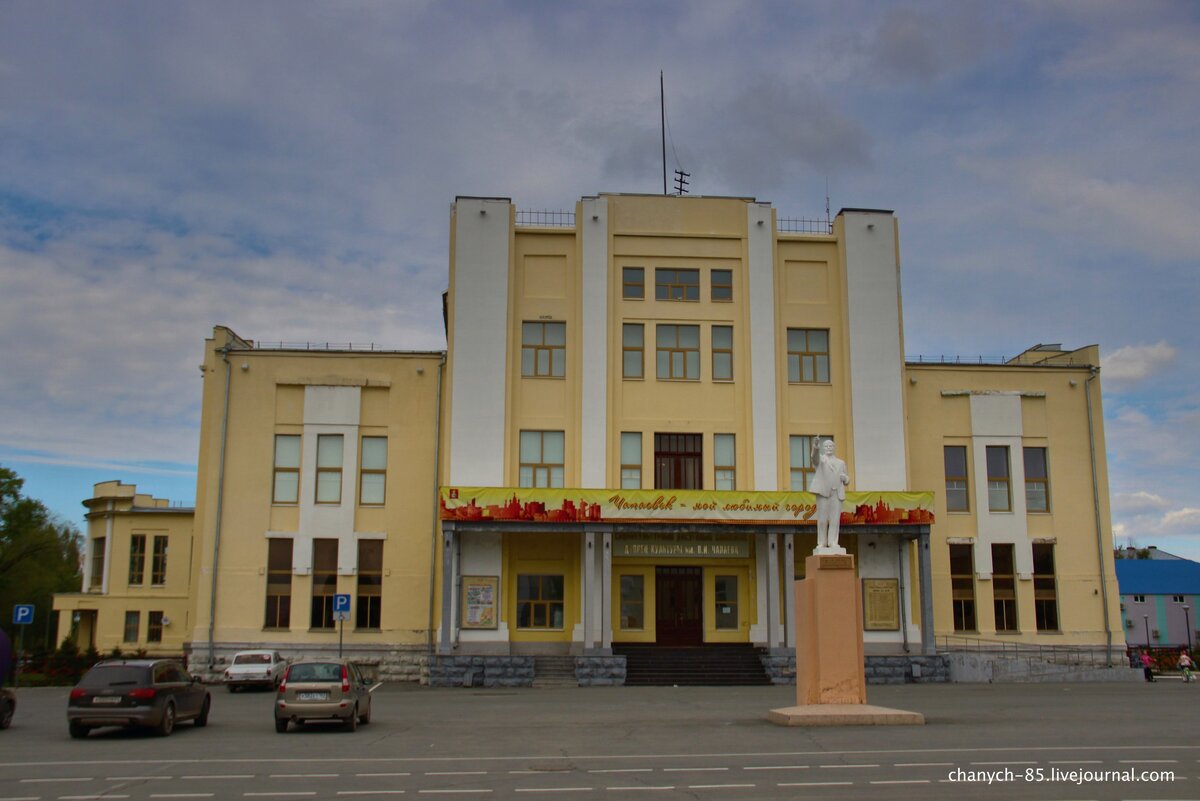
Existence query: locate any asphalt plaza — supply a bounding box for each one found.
[1,680,1198,800]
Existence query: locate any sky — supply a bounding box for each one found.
[1,1,1198,560]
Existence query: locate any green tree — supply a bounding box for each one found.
[0,466,83,650]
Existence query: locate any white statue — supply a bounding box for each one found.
[810,438,850,554]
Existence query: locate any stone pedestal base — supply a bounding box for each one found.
[767,704,924,726]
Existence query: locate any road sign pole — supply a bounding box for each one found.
[339,619,344,658]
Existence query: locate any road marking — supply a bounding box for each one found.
[663,768,727,773]
[268,775,340,779]
[150,795,215,799]
[423,772,487,777]
[60,797,130,800]
[244,794,317,798]
[604,788,674,793]
[416,792,492,796]
[514,790,593,794]
[0,796,42,801]
[870,780,931,785]
[1119,759,1178,764]
[894,763,952,767]
[686,784,755,790]
[20,780,92,784]
[355,774,411,778]
[183,775,255,781]
[1047,761,1103,765]
[587,769,652,774]
[108,777,171,781]
[777,782,852,787]
[743,766,808,771]
[969,761,1037,766]
[337,793,408,797]
[818,764,879,769]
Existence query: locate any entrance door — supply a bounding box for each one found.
[656,566,703,645]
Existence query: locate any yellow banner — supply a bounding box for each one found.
[440,487,934,526]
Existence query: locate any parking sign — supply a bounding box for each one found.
[333,593,351,622]
[12,604,34,625]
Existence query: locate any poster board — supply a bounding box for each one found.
[862,578,900,631]
[461,576,499,630]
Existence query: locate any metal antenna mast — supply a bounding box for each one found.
[661,71,667,195]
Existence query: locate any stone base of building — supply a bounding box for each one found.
[762,652,949,685]
[575,655,626,686]
[185,642,433,684]
[428,655,535,687]
[766,703,925,727]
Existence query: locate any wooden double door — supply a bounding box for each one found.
[655,566,703,645]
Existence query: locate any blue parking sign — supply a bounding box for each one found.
[333,594,351,613]
[12,604,34,625]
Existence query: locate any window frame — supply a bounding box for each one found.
[310,538,338,630]
[944,445,970,512]
[356,539,383,630]
[151,535,168,586]
[654,432,702,490]
[786,328,830,384]
[273,434,301,504]
[90,537,106,589]
[714,433,736,491]
[147,611,164,643]
[714,575,738,630]
[992,543,1018,632]
[711,325,733,381]
[264,538,293,630]
[519,430,565,488]
[622,323,644,380]
[123,610,140,643]
[654,268,700,301]
[620,432,642,489]
[711,269,733,302]
[359,436,387,506]
[622,267,645,300]
[315,434,344,505]
[1032,543,1059,632]
[1023,446,1050,513]
[521,321,566,378]
[950,544,977,632]
[986,446,1012,512]
[128,533,146,586]
[619,574,645,630]
[516,574,565,630]
[655,323,700,381]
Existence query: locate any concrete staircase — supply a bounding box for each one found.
[532,656,578,687]
[615,644,771,686]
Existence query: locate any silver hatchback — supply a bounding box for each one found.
[274,659,374,732]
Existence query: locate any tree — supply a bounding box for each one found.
[0,466,83,650]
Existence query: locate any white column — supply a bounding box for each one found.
[747,203,779,491]
[580,197,609,488]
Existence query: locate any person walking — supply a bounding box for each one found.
[1180,650,1194,683]
[1140,650,1156,682]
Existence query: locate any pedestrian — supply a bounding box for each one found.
[1180,650,1194,683]
[1140,650,1156,682]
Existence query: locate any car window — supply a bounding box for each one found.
[166,665,188,683]
[289,663,341,682]
[234,653,272,665]
[153,664,172,684]
[79,665,149,687]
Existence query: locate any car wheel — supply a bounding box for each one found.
[345,706,358,732]
[194,695,211,728]
[275,718,288,733]
[156,702,176,737]
[358,702,371,725]
[227,685,238,693]
[68,720,90,739]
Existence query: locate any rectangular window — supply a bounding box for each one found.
[273,434,301,504]
[786,329,830,384]
[986,446,1011,512]
[128,534,146,585]
[992,543,1018,632]
[620,432,642,489]
[359,436,387,505]
[656,324,700,380]
[1033,543,1059,632]
[1024,447,1050,513]
[1173,595,1185,603]
[516,574,565,629]
[654,433,702,490]
[789,435,832,491]
[1133,595,1145,603]
[123,611,140,643]
[711,325,733,381]
[151,535,168,585]
[711,269,733,302]
[655,268,700,301]
[619,575,645,630]
[147,611,164,643]
[714,434,736,491]
[622,267,644,299]
[90,538,106,589]
[519,430,565,488]
[944,445,970,512]
[265,538,292,629]
[316,434,344,504]
[950,544,976,632]
[521,321,566,378]
[622,323,644,379]
[356,540,383,630]
[714,575,738,630]
[310,539,338,630]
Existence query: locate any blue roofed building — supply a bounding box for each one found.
[1115,551,1200,650]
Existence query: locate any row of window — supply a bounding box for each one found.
[525,321,830,385]
[123,610,166,643]
[944,445,1050,513]
[520,573,741,632]
[622,267,734,303]
[265,538,382,631]
[272,435,388,506]
[88,535,169,589]
[950,543,1059,633]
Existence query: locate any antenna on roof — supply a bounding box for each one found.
[674,170,690,195]
[825,178,831,231]
[661,71,667,195]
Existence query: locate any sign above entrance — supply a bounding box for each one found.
[440,487,934,526]
[615,534,749,559]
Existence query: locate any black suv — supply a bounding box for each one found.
[67,659,210,738]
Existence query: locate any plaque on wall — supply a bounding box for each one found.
[862,578,900,631]
[461,576,499,630]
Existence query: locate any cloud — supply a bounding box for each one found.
[1113,492,1171,514]
[1102,341,1178,386]
[1163,508,1200,530]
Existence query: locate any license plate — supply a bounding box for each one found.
[92,696,122,705]
[297,692,328,701]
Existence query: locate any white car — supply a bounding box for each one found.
[224,651,288,692]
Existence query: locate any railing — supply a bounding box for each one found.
[937,634,1120,668]
[777,217,832,234]
[516,210,575,227]
[251,342,390,352]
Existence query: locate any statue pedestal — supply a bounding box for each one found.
[768,554,923,727]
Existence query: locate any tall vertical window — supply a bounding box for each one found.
[656,324,700,380]
[714,434,736,491]
[944,446,970,512]
[950,544,976,632]
[992,543,1018,632]
[316,434,344,504]
[151,535,168,585]
[714,575,738,630]
[273,434,301,504]
[623,323,644,379]
[521,321,566,378]
[619,575,644,629]
[1024,447,1050,512]
[517,575,564,629]
[147,611,164,643]
[786,329,830,383]
[265,538,292,629]
[620,432,642,489]
[711,269,733,301]
[519,431,564,488]
[123,611,140,643]
[90,538,106,589]
[128,534,146,585]
[623,267,645,299]
[1033,543,1059,632]
[711,325,733,381]
[655,268,700,301]
[986,446,1011,512]
[311,539,338,630]
[356,540,383,630]
[655,433,702,490]
[359,436,387,505]
[789,435,831,491]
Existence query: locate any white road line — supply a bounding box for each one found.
[108,777,171,781]
[686,784,755,790]
[183,775,255,780]
[244,794,318,798]
[663,768,727,773]
[60,797,130,800]
[268,774,340,779]
[337,793,408,797]
[150,795,216,799]
[969,761,1037,766]
[603,788,674,793]
[20,780,92,784]
[416,792,492,796]
[1047,760,1103,765]
[514,790,593,794]
[743,766,808,771]
[818,764,879,769]
[587,769,652,774]
[356,774,411,778]
[870,780,931,785]
[0,796,41,801]
[1119,759,1178,764]
[777,782,852,787]
[894,763,952,767]
[423,772,487,777]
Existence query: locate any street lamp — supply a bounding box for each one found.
[1143,614,1151,650]
[1184,605,1193,654]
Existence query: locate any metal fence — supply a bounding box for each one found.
[777,217,833,234]
[937,634,1120,668]
[515,210,575,227]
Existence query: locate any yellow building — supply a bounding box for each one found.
[54,481,196,655]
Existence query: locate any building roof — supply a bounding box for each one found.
[1115,558,1200,596]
